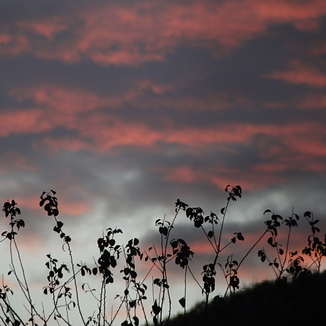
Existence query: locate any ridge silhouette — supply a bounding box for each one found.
[165,270,326,326]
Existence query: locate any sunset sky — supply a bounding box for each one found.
[1,0,326,324]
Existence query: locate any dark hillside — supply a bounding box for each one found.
[165,270,326,326]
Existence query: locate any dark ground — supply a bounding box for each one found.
[164,270,326,326]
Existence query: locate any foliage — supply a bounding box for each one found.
[0,186,325,326]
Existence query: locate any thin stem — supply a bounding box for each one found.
[187,266,204,292]
[98,279,105,326]
[67,243,86,325]
[200,225,218,254]
[9,235,44,324]
[217,199,230,253]
[237,229,269,270]
[183,266,187,316]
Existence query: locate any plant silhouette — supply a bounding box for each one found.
[0,186,325,326]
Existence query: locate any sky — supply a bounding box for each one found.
[1,0,326,324]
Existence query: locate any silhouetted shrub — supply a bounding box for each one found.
[1,186,325,326]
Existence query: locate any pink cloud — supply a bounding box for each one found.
[0,152,37,174]
[1,0,326,66]
[17,18,68,40]
[265,61,326,88]
[57,199,89,217]
[0,32,30,56]
[298,95,326,109]
[0,109,53,137]
[4,83,235,144]
[10,86,116,114]
[310,41,326,56]
[4,85,326,187]
[255,0,326,23]
[136,80,172,95]
[286,135,326,157]
[163,164,288,191]
[158,120,326,190]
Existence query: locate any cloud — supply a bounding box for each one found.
[298,94,326,109]
[0,152,36,174]
[265,61,326,88]
[17,18,69,40]
[4,83,326,193]
[10,86,115,113]
[0,109,52,137]
[1,0,326,66]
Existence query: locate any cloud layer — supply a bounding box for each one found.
[1,0,326,323]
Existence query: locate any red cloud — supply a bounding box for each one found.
[163,164,288,191]
[298,95,326,109]
[0,109,52,137]
[0,152,36,174]
[159,120,326,190]
[1,0,326,66]
[3,83,234,143]
[0,32,30,56]
[10,86,117,113]
[17,18,68,40]
[265,61,326,88]
[4,84,326,188]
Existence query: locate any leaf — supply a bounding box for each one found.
[258,250,266,262]
[159,227,168,236]
[194,218,202,228]
[178,238,186,245]
[179,297,186,308]
[186,207,193,218]
[230,275,240,289]
[267,237,274,247]
[170,239,178,248]
[130,270,137,279]
[208,231,214,238]
[133,316,139,326]
[152,300,161,315]
[264,209,272,215]
[235,232,244,241]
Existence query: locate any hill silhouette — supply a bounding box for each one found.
[165,270,326,326]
